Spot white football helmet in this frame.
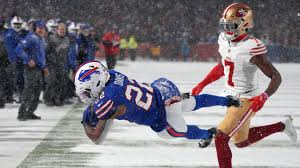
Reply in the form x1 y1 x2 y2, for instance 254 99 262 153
46 19 58 33
75 61 110 103
11 16 24 32
68 22 80 33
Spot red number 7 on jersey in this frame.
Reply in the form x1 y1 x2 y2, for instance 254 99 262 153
224 60 235 86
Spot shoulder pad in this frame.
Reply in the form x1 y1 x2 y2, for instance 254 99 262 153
248 37 267 56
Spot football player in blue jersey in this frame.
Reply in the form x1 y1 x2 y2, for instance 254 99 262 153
75 61 240 147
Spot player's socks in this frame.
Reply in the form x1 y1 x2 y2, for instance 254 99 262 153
215 132 232 168
166 125 211 140
185 125 211 139
215 131 232 168
235 122 285 148
193 94 228 111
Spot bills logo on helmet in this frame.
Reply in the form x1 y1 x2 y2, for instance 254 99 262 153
78 67 100 82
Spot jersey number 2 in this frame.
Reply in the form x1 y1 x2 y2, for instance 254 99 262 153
125 80 153 111
224 60 235 86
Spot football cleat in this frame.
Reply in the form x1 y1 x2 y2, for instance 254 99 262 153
198 127 217 148
281 115 297 143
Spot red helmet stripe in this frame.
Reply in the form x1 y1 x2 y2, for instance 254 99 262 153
79 67 98 81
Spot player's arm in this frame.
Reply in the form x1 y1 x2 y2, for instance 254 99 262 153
192 57 224 95
251 54 282 97
182 93 240 112
81 97 126 144
249 54 282 112
82 119 113 144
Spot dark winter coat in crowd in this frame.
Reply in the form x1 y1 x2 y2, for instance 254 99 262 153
44 33 70 106
67 33 79 71
16 32 46 69
3 28 27 103
77 34 95 65
46 33 70 71
4 28 20 64
0 28 9 107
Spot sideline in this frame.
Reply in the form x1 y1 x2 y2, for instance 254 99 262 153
0 103 75 168
16 104 92 168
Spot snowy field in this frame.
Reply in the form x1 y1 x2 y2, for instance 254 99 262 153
1 61 300 168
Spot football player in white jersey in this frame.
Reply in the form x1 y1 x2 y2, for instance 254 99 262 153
191 3 297 168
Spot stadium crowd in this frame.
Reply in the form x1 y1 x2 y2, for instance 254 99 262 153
0 0 299 120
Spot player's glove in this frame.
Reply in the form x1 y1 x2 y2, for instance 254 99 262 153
81 103 98 127
198 127 217 148
249 92 268 112
226 95 241 107
181 92 190 100
191 83 205 96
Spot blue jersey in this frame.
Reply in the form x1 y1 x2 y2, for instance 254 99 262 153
91 70 166 131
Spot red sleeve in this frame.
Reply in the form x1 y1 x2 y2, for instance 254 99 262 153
197 63 224 87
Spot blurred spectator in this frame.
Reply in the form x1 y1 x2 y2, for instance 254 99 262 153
27 18 36 31
151 44 161 61
44 23 69 106
180 38 190 62
4 16 25 103
119 37 128 60
77 24 95 65
63 32 78 102
127 35 138 61
0 0 297 64
102 29 120 69
0 17 9 108
15 20 49 121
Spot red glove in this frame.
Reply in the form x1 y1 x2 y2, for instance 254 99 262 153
191 63 224 96
250 92 268 112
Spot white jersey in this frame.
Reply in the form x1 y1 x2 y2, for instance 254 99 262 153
218 33 267 98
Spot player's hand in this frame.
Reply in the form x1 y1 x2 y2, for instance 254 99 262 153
43 68 50 77
249 92 268 112
226 95 241 107
71 71 76 81
198 127 216 148
28 59 36 68
191 83 204 96
181 92 190 100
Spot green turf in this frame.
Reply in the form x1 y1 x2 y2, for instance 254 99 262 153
17 104 97 168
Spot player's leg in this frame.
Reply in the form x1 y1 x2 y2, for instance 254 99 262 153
235 115 296 148
215 98 252 168
181 94 239 112
44 67 56 106
151 78 213 140
26 68 43 119
157 101 212 140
